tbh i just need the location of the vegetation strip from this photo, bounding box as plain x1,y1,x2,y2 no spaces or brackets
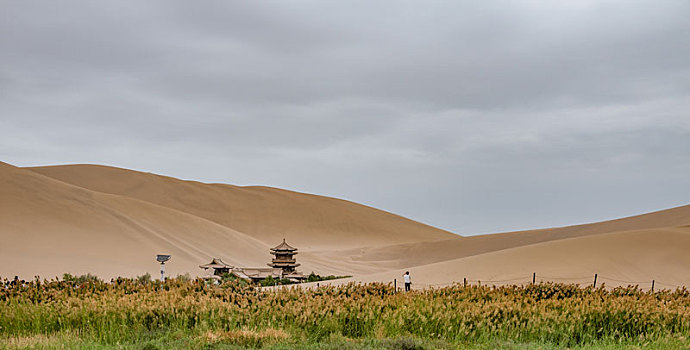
2,277,690,348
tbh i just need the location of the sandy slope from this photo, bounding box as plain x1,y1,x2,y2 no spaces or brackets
28,164,457,250
330,204,690,270
318,226,690,290
1,161,451,279
0,162,272,279
4,161,690,287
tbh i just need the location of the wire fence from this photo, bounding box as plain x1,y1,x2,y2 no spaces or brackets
271,273,688,293
387,273,688,292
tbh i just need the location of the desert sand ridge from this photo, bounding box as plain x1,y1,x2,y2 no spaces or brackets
316,226,690,290
1,162,272,279
3,161,690,286
28,164,458,250
331,203,690,270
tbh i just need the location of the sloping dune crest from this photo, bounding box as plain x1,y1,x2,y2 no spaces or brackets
2,161,689,286
0,162,271,279
336,226,690,289
332,204,690,270
28,164,457,250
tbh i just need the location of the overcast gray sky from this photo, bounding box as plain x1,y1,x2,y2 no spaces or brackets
2,1,689,235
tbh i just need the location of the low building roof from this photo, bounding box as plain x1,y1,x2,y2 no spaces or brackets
234,267,283,279
283,272,306,279
199,258,232,269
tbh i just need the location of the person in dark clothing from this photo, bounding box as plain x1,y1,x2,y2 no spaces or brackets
403,271,411,292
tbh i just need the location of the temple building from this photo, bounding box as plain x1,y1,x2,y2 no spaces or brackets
231,267,283,283
199,258,232,276
268,239,305,281
199,258,233,283
199,239,305,283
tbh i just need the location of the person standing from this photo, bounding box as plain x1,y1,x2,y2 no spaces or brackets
403,271,411,292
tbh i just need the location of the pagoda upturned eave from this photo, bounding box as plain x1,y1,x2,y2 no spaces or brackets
270,238,298,252
268,262,301,268
271,258,296,263
270,248,298,253
270,250,298,256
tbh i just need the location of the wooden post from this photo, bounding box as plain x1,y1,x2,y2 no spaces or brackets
463,277,467,288
532,272,536,284
316,282,319,288
593,274,598,288
651,280,655,292
478,280,481,287
394,278,397,293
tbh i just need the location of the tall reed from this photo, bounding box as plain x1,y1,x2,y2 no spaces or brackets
1,277,689,347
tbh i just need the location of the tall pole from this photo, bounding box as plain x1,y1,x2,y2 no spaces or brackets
156,255,171,282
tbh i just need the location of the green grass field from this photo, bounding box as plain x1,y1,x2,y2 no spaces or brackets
2,277,689,349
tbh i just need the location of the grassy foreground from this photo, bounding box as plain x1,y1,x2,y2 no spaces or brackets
1,278,690,349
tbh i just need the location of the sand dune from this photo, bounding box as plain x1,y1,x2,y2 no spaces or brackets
2,161,453,279
3,161,689,287
330,204,690,270
320,226,690,290
1,162,271,279
28,164,457,250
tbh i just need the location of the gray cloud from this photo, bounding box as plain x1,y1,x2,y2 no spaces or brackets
2,1,689,235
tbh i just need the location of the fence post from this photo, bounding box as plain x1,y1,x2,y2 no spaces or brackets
316,283,319,288
394,278,397,293
532,272,536,284
651,280,655,292
463,277,467,288
478,280,481,288
593,274,598,288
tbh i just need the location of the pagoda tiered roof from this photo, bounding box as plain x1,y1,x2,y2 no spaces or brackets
268,261,301,268
200,239,306,283
270,238,298,252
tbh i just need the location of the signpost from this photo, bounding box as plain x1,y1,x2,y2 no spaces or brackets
156,254,171,281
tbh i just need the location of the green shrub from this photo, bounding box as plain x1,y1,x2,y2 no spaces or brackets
62,273,101,284
261,275,276,286
137,273,152,284
307,272,350,283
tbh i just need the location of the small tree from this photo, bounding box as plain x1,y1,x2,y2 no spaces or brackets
307,272,320,283
176,273,191,282
137,273,152,284
221,272,248,286
261,275,276,287
62,273,75,282
277,278,293,285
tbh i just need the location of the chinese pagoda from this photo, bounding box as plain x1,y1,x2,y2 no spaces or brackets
268,238,305,280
